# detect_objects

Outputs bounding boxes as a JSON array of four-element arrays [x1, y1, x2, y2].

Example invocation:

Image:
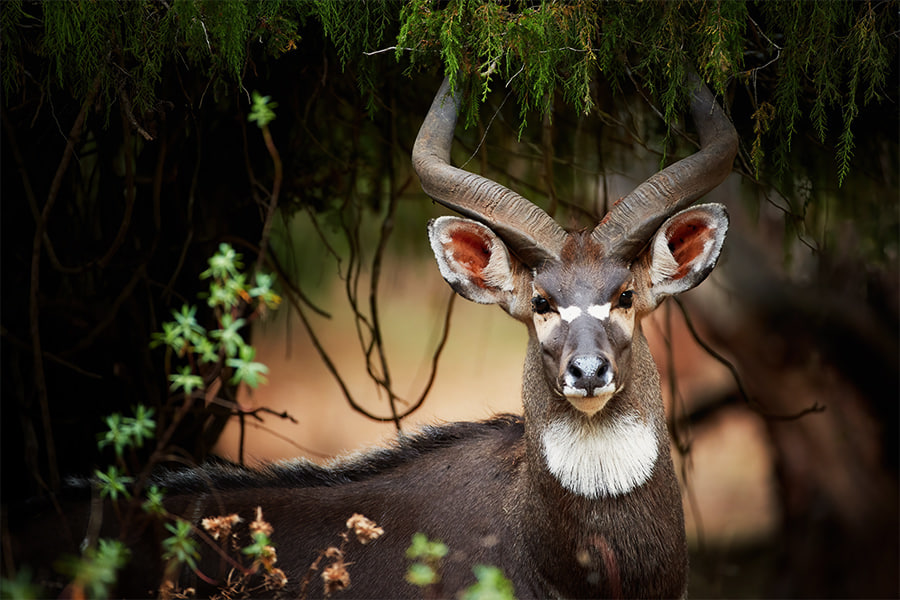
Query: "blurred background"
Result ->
[[2, 2, 897, 597]]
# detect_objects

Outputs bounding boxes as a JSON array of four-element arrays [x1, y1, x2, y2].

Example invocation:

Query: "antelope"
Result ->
[[13, 74, 736, 599]]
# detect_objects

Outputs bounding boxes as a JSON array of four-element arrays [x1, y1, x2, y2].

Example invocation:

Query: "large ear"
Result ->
[[641, 203, 729, 308], [428, 216, 528, 316]]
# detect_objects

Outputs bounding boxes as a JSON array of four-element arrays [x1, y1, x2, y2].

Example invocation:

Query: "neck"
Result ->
[[521, 331, 669, 499], [516, 332, 687, 597]]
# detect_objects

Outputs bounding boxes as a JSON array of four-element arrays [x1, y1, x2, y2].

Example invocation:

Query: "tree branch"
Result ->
[[29, 75, 101, 491]]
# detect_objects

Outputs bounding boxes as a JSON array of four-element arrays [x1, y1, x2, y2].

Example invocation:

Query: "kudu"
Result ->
[[13, 75, 736, 599]]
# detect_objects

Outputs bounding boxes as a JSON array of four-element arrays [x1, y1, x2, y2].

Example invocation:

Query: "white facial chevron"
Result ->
[[587, 303, 611, 320], [559, 306, 582, 322], [558, 302, 611, 322]]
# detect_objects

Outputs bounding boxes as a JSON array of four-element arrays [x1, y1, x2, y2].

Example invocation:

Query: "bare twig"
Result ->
[[254, 121, 283, 275], [673, 297, 826, 421], [29, 75, 101, 491], [118, 87, 154, 141], [362, 46, 416, 56], [98, 100, 138, 268]]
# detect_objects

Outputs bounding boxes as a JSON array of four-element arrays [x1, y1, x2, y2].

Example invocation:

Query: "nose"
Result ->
[[564, 355, 614, 397]]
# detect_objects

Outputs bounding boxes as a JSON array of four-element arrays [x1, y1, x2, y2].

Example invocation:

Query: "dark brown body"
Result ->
[[12, 337, 685, 600]]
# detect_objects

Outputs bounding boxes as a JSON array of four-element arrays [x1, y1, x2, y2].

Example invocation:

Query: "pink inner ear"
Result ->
[[666, 219, 711, 279], [450, 229, 491, 286]]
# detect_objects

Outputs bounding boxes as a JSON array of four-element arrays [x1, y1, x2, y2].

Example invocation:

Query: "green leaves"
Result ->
[[211, 314, 248, 359], [141, 485, 166, 516], [154, 242, 278, 395], [94, 465, 133, 501], [249, 91, 278, 128], [241, 530, 274, 561], [405, 532, 448, 587], [227, 344, 269, 388], [56, 539, 130, 600], [405, 533, 515, 599], [97, 405, 156, 458], [462, 565, 516, 600], [169, 366, 204, 396], [201, 242, 244, 281], [162, 519, 201, 571]]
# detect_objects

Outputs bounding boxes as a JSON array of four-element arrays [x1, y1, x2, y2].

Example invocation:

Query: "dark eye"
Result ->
[[531, 296, 551, 314], [618, 290, 634, 309]]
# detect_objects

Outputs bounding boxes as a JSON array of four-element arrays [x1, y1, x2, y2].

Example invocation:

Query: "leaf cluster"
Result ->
[[395, 0, 895, 182], [151, 242, 278, 392], [4, 1, 893, 183], [405, 533, 515, 598]]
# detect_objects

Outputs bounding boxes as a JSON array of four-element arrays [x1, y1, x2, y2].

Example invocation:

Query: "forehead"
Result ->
[[532, 234, 631, 304]]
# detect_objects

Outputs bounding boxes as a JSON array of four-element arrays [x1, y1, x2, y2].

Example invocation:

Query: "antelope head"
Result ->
[[414, 76, 737, 419]]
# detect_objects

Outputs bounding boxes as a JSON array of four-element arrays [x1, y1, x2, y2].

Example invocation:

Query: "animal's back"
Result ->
[[185, 416, 526, 598], [14, 416, 528, 599]]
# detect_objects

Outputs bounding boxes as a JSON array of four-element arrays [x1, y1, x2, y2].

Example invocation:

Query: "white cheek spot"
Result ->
[[559, 306, 583, 322], [587, 303, 611, 320], [541, 413, 659, 498]]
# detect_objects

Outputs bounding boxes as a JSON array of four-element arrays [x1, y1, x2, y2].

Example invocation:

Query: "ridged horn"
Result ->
[[592, 72, 738, 259], [413, 78, 568, 266]]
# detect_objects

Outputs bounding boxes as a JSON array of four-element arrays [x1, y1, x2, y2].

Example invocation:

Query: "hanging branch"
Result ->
[[29, 75, 101, 492], [97, 97, 139, 269], [672, 297, 827, 421]]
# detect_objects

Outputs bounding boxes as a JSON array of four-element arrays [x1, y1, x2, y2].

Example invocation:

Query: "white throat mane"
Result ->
[[541, 413, 659, 498]]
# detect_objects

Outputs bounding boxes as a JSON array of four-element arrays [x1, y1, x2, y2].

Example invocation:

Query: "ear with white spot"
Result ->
[[428, 216, 524, 313], [644, 204, 728, 307]]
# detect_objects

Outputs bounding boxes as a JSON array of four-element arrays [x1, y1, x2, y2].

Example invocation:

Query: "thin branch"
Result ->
[[242, 420, 331, 460], [673, 297, 827, 421], [254, 122, 283, 275], [98, 101, 138, 269], [119, 87, 154, 141], [395, 290, 456, 420], [363, 98, 409, 431], [63, 264, 148, 357], [0, 325, 103, 380], [362, 46, 416, 56], [287, 285, 394, 423], [29, 75, 101, 491]]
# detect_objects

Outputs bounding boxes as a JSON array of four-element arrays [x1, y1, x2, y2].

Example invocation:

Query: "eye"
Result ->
[[531, 296, 552, 315], [618, 290, 634, 309]]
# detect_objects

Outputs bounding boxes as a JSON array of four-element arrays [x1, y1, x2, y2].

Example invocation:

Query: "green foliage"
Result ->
[[0, 568, 40, 600], [153, 242, 278, 393], [169, 365, 205, 395], [462, 565, 516, 600], [756, 1, 894, 184], [94, 465, 133, 501], [162, 519, 201, 571], [227, 344, 270, 388], [405, 534, 515, 598], [242, 530, 274, 561], [142, 484, 167, 516], [97, 405, 156, 458], [56, 539, 131, 600], [2, 1, 893, 182], [249, 91, 278, 128], [395, 0, 894, 183], [405, 532, 448, 587]]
